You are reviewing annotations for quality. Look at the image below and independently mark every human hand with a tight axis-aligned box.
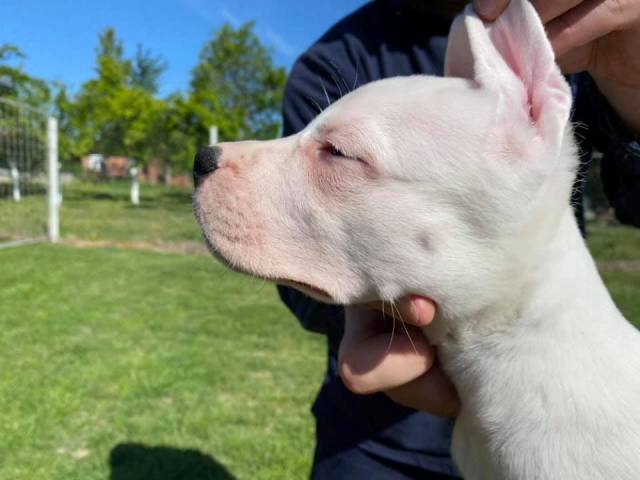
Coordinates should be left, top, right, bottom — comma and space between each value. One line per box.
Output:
473, 0, 640, 132
338, 296, 460, 418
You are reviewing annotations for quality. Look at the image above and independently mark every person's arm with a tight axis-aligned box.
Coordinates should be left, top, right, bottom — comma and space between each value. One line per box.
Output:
598, 111, 640, 228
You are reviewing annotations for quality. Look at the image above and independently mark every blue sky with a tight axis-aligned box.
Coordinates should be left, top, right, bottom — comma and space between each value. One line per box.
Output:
1, 0, 370, 97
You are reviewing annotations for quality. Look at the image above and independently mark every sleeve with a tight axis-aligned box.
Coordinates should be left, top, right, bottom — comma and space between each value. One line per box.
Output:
277, 42, 359, 334
573, 73, 640, 227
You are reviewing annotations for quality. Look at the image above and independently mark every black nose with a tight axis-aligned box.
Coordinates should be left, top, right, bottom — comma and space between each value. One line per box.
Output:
193, 145, 221, 187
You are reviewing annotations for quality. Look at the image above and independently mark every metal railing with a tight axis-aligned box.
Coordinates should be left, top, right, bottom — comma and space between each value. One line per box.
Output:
0, 97, 58, 248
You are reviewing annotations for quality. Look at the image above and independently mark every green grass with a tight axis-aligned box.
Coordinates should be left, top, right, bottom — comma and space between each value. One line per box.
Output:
587, 224, 640, 262
0, 244, 324, 480
586, 225, 640, 326
600, 271, 640, 325
0, 181, 638, 479
0, 180, 200, 244
60, 181, 201, 244
0, 191, 48, 241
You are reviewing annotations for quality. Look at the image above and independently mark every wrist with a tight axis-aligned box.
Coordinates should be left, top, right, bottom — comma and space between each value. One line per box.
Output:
592, 74, 640, 135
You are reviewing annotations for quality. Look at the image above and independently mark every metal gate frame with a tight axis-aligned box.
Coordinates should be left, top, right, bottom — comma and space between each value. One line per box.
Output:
0, 97, 58, 249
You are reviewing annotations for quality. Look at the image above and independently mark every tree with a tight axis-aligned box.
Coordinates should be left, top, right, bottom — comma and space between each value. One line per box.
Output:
142, 22, 288, 177
52, 82, 79, 167
148, 94, 200, 175
52, 22, 288, 177
0, 44, 51, 173
0, 43, 50, 108
93, 28, 131, 90
189, 22, 287, 145
66, 28, 164, 164
131, 45, 167, 94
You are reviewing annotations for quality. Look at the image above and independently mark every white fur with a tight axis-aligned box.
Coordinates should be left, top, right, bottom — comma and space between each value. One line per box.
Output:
194, 1, 640, 478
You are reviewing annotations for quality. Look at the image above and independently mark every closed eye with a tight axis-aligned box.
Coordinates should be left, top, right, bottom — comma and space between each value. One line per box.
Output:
322, 142, 364, 164
329, 143, 347, 157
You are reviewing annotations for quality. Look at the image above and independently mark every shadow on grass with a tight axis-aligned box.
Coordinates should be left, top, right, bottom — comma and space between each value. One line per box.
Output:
158, 190, 194, 202
109, 442, 236, 480
65, 190, 129, 202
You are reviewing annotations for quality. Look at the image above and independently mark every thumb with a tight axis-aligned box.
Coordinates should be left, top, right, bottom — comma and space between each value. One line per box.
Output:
339, 307, 435, 395
473, 0, 510, 21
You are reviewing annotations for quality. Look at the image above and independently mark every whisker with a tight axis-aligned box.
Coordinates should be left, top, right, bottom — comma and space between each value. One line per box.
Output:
317, 75, 331, 108
391, 301, 419, 354
307, 96, 324, 115
383, 300, 396, 353
329, 70, 343, 99
352, 63, 359, 91
328, 60, 349, 98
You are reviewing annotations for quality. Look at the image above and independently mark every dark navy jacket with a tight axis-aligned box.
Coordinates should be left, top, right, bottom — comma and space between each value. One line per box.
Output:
279, 0, 640, 477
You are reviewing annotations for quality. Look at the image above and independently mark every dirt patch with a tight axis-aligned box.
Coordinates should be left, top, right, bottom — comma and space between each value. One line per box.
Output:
62, 238, 209, 256
597, 260, 640, 273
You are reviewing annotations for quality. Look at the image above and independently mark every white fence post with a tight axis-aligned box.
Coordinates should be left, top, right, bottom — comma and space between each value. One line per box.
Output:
58, 161, 63, 205
47, 117, 60, 242
130, 165, 140, 205
10, 165, 20, 202
209, 125, 218, 145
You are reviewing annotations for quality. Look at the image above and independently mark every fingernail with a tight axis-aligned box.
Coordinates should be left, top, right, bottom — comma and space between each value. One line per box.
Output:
409, 296, 435, 326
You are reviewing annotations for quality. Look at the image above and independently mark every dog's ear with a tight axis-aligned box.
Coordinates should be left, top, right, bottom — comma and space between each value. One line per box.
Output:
445, 0, 571, 155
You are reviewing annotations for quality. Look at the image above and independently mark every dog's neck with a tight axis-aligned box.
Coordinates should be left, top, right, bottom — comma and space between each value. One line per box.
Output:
426, 206, 620, 352
426, 205, 628, 404
426, 206, 640, 479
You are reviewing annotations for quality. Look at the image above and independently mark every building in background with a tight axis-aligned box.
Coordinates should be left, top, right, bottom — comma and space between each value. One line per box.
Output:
80, 154, 190, 187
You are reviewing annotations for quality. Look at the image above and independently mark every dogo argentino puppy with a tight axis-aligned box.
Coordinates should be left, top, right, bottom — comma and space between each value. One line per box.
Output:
193, 1, 640, 478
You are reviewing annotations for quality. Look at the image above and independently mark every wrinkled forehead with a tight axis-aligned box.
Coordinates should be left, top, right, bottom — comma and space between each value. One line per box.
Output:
315, 75, 492, 134
307, 75, 497, 173
343, 75, 477, 107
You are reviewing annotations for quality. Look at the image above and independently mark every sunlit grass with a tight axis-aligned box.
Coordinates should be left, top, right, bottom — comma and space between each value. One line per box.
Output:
60, 180, 202, 244
0, 181, 638, 479
0, 244, 324, 480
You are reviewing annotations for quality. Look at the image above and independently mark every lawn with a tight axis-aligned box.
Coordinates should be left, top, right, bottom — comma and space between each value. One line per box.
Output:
0, 181, 638, 479
0, 190, 48, 242
586, 223, 640, 262
0, 244, 325, 480
0, 180, 200, 245
59, 181, 202, 244
588, 225, 640, 323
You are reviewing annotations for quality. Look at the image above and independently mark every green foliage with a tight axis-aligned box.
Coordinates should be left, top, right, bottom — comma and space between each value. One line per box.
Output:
52, 83, 79, 166
148, 93, 203, 173
0, 43, 50, 108
0, 45, 50, 173
131, 45, 167, 94
96, 28, 126, 63
190, 22, 287, 143
145, 21, 287, 173
58, 28, 165, 165
5, 22, 287, 174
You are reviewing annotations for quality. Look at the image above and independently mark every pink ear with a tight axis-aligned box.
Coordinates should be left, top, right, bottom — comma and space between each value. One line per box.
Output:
445, 0, 571, 154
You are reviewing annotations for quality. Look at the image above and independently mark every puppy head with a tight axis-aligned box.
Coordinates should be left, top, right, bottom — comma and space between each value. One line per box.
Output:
194, 0, 575, 324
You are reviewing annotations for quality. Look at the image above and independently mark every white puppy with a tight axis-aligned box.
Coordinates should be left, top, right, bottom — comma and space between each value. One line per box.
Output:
193, 1, 640, 478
